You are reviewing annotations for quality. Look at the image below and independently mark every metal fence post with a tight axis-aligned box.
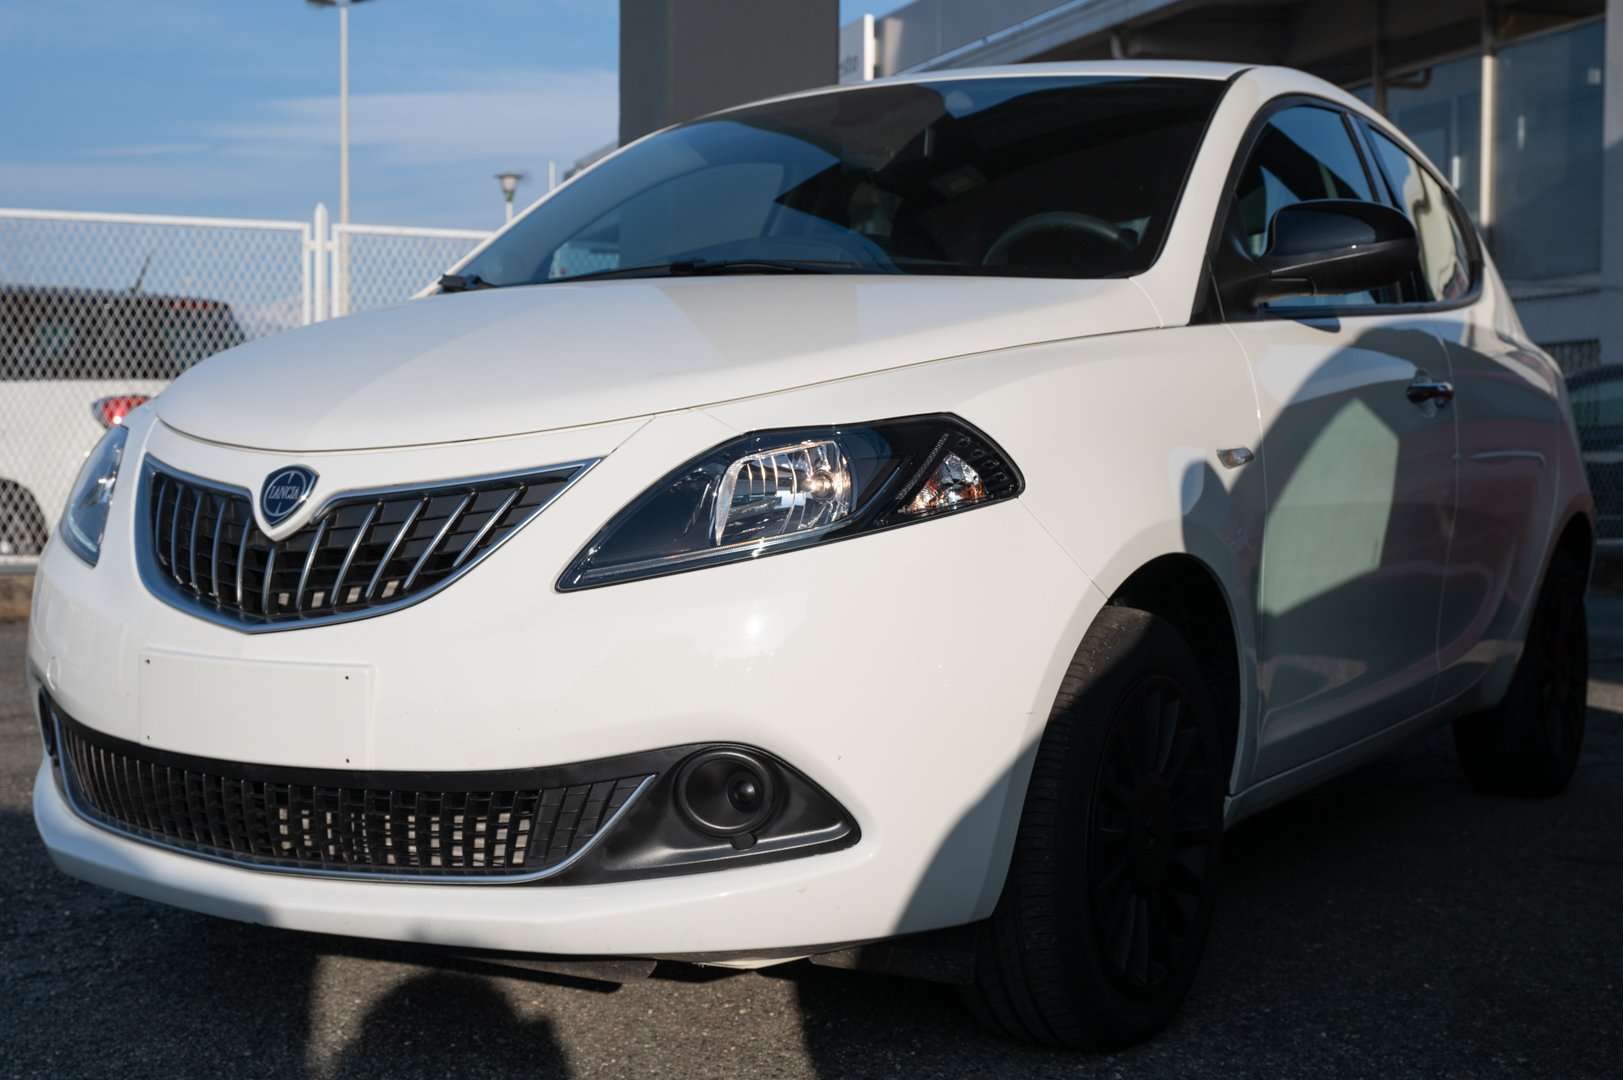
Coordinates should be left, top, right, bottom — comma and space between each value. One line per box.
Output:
312, 202, 330, 323
336, 225, 350, 318
300, 222, 314, 326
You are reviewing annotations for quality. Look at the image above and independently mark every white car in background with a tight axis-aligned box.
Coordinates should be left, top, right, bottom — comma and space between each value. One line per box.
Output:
29, 62, 1591, 1049
0, 285, 243, 555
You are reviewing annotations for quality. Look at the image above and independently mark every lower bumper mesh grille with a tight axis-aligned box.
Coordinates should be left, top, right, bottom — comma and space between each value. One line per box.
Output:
52, 705, 650, 881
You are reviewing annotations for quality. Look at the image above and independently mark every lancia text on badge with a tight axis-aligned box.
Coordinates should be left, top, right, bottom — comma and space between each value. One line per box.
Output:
259, 466, 317, 526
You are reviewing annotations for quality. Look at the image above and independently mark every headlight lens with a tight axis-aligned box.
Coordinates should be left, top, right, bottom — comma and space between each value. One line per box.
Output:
60, 424, 129, 566
559, 414, 1021, 590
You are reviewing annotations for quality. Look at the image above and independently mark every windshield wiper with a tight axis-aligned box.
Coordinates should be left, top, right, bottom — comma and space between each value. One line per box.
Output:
437, 273, 496, 293
555, 258, 870, 283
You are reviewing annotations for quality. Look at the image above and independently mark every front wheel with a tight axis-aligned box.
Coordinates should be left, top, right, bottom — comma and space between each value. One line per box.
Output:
967, 606, 1226, 1049
1453, 547, 1588, 797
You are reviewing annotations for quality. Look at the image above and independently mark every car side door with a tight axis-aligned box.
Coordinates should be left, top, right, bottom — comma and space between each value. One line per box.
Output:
1352, 117, 1564, 706
1214, 102, 1458, 780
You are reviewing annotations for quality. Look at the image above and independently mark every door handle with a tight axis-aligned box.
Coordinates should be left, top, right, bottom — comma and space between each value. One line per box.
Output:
1406, 378, 1455, 408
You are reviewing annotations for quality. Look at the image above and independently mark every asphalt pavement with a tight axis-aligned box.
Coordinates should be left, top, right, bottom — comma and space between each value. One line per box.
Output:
3, 616, 1620, 1079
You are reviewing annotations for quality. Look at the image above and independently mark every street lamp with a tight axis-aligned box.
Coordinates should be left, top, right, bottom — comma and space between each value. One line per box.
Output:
496, 171, 527, 223
307, 0, 374, 226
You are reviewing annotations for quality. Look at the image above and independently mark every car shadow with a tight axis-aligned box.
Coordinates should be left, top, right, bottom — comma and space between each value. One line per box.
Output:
790, 692, 1623, 1076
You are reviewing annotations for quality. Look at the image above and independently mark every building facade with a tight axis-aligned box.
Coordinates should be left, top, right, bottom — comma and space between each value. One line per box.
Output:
840, 0, 1623, 372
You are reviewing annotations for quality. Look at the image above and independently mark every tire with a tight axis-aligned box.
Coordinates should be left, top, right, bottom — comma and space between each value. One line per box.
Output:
0, 481, 48, 558
1453, 547, 1588, 797
967, 606, 1226, 1050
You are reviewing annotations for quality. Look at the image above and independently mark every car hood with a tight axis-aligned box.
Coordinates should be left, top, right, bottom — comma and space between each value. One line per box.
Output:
155, 275, 1160, 451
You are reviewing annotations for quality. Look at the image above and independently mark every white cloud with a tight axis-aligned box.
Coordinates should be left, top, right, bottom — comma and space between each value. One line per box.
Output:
216, 68, 617, 169
89, 144, 211, 159
0, 66, 617, 228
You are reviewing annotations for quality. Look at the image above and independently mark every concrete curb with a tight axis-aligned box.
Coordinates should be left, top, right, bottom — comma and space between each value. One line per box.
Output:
0, 574, 32, 623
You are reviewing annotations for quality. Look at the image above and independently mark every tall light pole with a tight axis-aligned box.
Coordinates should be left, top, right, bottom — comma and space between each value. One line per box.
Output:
308, 0, 373, 225
496, 171, 527, 223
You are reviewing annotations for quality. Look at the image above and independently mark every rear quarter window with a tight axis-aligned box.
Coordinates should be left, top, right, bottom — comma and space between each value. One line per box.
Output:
1364, 126, 1474, 302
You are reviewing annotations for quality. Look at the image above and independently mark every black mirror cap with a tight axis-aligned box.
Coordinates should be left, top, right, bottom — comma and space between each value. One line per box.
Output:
1233, 199, 1420, 310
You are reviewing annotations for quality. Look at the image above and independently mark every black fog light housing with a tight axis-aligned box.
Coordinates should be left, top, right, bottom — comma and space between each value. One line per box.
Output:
676, 749, 779, 845
560, 743, 858, 883
37, 690, 57, 759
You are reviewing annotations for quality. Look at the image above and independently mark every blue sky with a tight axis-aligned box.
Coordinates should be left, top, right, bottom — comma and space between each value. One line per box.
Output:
0, 2, 910, 229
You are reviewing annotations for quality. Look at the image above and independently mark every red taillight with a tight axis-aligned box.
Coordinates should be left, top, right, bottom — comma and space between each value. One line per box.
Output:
93, 395, 150, 429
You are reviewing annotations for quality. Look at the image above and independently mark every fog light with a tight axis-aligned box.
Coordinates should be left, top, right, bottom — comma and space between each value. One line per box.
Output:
676, 748, 778, 839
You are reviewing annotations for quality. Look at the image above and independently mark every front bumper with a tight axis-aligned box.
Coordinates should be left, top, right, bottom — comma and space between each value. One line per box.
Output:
34, 759, 867, 959
29, 409, 1102, 956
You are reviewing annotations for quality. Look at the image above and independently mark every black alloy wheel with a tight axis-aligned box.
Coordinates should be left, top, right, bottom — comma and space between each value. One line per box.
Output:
1088, 674, 1222, 996
969, 606, 1227, 1049
1454, 545, 1588, 797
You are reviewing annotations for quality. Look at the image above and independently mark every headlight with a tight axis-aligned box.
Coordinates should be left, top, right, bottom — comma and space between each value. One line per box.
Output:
559, 414, 1021, 590
60, 424, 128, 566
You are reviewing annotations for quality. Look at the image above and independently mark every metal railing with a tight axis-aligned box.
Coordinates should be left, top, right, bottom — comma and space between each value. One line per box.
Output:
0, 205, 490, 568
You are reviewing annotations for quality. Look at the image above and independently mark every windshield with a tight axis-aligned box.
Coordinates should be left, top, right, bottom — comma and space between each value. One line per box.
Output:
458, 76, 1224, 286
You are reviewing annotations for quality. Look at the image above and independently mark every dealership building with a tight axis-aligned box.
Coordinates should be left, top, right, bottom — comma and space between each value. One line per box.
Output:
843, 0, 1622, 371
624, 0, 1621, 373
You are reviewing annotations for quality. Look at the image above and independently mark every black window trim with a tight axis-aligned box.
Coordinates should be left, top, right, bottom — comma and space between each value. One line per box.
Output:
1201, 92, 1485, 325
1350, 112, 1484, 302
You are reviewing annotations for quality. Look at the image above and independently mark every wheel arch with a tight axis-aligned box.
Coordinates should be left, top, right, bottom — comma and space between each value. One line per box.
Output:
1551, 509, 1595, 580
1106, 553, 1246, 793
0, 478, 49, 556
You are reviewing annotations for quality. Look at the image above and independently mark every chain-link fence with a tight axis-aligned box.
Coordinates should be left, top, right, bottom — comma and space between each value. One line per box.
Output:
0, 206, 490, 569
335, 224, 491, 316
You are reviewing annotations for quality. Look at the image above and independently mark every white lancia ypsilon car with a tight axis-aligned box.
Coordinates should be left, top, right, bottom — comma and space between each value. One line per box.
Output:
29, 63, 1592, 1048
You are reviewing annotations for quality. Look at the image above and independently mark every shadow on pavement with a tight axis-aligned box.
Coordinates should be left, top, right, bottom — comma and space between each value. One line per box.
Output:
792, 701, 1623, 1078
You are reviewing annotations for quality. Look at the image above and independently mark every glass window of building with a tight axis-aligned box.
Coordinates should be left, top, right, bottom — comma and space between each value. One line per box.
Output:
1491, 21, 1606, 281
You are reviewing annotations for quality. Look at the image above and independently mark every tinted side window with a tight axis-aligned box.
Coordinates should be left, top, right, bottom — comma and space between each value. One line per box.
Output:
1225, 105, 1385, 309
1365, 127, 1473, 302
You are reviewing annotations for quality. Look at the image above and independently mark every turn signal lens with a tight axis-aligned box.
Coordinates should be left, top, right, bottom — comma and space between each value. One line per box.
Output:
902, 452, 987, 516
558, 414, 1021, 590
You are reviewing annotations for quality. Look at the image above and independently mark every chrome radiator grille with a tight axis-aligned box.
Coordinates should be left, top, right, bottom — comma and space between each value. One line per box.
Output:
138, 457, 590, 629
52, 705, 651, 881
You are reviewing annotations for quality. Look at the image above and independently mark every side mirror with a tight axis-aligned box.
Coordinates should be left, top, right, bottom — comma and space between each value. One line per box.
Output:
1230, 199, 1419, 310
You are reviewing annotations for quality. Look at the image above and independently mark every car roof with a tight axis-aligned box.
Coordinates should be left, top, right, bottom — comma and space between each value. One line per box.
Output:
867, 60, 1252, 84
698, 60, 1369, 124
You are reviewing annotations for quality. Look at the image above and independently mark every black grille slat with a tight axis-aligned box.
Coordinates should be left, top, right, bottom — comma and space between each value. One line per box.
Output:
54, 711, 649, 879
450, 487, 522, 569
143, 463, 582, 627
186, 493, 204, 589
209, 496, 227, 600
295, 517, 329, 612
